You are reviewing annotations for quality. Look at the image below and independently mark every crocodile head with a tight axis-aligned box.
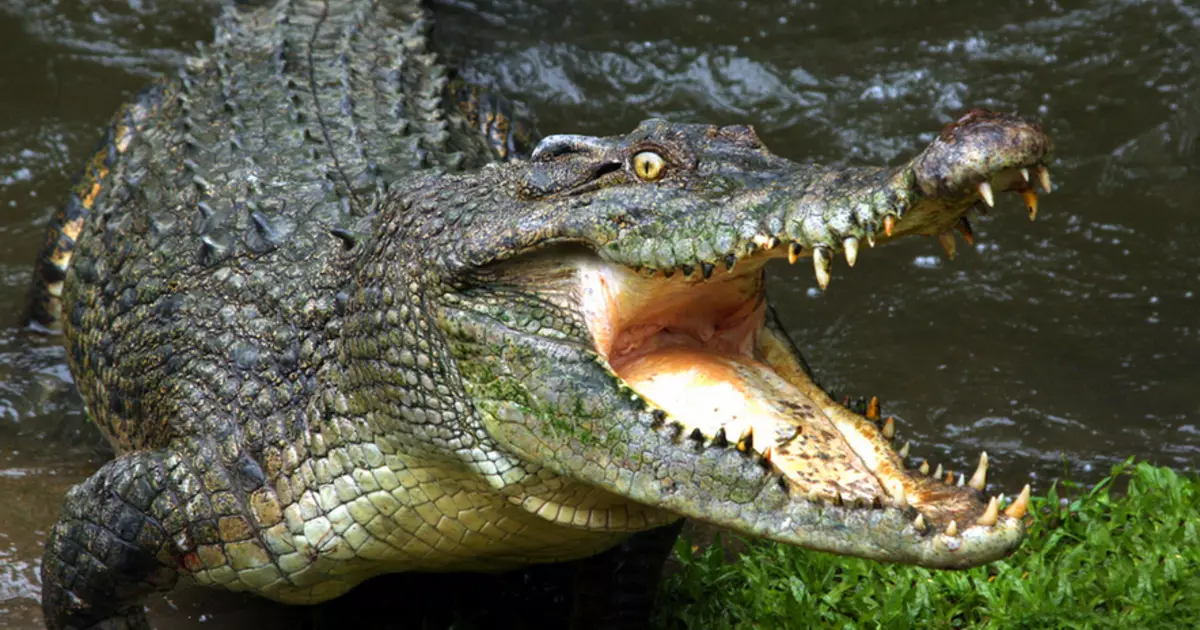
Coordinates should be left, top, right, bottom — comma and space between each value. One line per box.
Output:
388, 109, 1052, 568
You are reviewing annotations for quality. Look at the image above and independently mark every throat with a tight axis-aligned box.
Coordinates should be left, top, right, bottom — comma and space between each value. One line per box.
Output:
577, 259, 769, 372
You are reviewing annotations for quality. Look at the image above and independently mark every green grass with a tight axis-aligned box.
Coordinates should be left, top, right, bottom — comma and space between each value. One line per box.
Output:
655, 460, 1200, 629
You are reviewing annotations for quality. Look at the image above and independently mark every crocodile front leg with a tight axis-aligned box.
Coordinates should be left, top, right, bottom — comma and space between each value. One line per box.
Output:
42, 441, 293, 629
41, 451, 182, 630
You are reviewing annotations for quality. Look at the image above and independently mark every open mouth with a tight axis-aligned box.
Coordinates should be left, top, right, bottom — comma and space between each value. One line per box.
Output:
576, 208, 1038, 539
460, 109, 1052, 563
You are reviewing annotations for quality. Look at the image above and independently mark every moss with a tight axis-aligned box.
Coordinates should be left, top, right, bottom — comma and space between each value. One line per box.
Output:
656, 460, 1200, 629
462, 362, 600, 448
459, 361, 534, 410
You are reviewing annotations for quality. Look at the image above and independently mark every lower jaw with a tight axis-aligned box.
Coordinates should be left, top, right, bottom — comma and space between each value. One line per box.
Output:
576, 255, 999, 529
614, 326, 908, 507
576, 256, 903, 505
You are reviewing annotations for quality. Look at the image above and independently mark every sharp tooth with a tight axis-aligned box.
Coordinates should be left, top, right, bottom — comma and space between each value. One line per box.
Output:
882, 416, 895, 440
712, 427, 729, 448
813, 246, 832, 290
944, 470, 955, 485
768, 236, 781, 250
888, 480, 907, 508
977, 496, 1000, 526
1019, 167, 1030, 182
912, 513, 927, 532
898, 441, 911, 459
944, 520, 958, 537
933, 464, 943, 479
955, 217, 976, 245
866, 396, 881, 421
968, 452, 988, 491
736, 427, 754, 453
832, 491, 843, 506
883, 214, 896, 237
761, 446, 774, 467
937, 231, 957, 260
843, 236, 859, 267
918, 460, 930, 476
1036, 165, 1052, 193
788, 241, 802, 265
1021, 188, 1039, 221
866, 231, 876, 248
1004, 484, 1032, 519
978, 181, 995, 208
957, 473, 966, 487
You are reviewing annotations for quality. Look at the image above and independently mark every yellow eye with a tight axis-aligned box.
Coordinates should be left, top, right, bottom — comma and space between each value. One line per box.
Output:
633, 151, 666, 181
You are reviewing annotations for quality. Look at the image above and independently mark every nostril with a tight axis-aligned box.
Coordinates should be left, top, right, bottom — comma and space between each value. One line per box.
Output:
955, 108, 995, 125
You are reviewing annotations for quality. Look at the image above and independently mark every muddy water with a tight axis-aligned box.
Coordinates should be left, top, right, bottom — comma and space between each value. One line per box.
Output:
0, 0, 1197, 626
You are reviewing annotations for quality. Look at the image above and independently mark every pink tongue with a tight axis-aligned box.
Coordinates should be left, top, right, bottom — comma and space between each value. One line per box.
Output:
617, 347, 886, 501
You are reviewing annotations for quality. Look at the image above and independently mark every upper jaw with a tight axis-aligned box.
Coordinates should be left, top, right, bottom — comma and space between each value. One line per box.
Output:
593, 109, 1052, 291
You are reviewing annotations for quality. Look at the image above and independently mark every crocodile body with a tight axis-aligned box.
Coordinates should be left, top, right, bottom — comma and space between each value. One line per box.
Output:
34, 1, 1054, 628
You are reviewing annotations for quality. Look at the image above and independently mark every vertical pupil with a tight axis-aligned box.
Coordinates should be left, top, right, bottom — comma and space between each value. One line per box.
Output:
637, 155, 657, 179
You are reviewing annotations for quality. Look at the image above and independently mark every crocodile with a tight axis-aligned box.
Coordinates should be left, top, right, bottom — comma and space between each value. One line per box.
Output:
29, 0, 1054, 628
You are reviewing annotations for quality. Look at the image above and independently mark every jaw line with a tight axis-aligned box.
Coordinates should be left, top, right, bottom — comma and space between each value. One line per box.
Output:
570, 253, 1017, 535
575, 256, 915, 510
455, 251, 1027, 567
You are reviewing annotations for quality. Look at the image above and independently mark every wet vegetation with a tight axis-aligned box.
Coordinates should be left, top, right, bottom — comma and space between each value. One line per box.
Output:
657, 460, 1199, 629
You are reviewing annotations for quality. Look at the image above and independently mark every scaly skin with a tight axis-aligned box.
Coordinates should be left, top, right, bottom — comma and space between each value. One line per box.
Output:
34, 1, 1054, 629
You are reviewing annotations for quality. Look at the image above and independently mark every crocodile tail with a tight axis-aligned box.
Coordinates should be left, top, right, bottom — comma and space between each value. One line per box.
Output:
27, 187, 91, 332
448, 78, 543, 162
27, 83, 167, 332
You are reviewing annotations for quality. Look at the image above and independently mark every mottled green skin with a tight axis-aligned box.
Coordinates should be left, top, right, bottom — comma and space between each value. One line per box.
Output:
36, 0, 1054, 628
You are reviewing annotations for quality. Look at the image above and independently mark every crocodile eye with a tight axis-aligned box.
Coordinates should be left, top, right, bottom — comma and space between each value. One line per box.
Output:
633, 151, 665, 182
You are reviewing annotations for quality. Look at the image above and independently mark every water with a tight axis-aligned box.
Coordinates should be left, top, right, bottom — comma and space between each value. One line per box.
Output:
1, 0, 1197, 625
